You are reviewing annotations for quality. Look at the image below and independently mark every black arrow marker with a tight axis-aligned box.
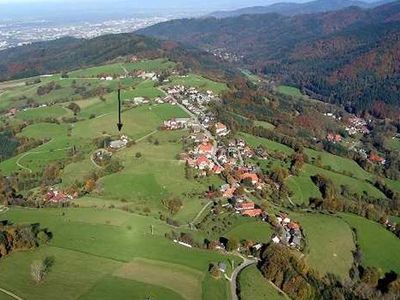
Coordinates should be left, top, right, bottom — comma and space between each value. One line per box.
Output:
117, 89, 123, 131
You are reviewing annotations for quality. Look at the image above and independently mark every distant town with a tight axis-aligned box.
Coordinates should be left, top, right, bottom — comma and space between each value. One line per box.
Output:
0, 16, 169, 50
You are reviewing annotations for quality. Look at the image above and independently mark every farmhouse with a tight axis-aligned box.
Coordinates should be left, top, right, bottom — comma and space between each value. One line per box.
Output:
163, 118, 189, 130
110, 135, 129, 149
45, 189, 74, 203
242, 209, 263, 217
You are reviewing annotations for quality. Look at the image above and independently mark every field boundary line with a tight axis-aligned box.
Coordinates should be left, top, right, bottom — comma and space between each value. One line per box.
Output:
0, 287, 24, 300
16, 145, 71, 173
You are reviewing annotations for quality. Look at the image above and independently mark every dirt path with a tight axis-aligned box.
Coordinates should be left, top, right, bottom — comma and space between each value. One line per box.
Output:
0, 288, 24, 300
190, 201, 212, 225
135, 130, 158, 143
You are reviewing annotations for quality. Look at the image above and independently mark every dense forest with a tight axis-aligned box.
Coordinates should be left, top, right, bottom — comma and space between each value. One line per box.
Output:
140, 2, 400, 113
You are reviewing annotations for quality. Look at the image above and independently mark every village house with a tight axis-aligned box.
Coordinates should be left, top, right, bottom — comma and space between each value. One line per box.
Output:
196, 142, 214, 155
45, 189, 74, 203
110, 135, 129, 150
195, 155, 214, 170
369, 153, 386, 165
215, 122, 230, 137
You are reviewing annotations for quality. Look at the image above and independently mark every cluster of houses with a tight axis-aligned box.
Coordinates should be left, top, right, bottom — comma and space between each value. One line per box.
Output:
166, 85, 216, 117
345, 116, 370, 136
234, 201, 263, 217
326, 133, 342, 143
45, 188, 76, 203
272, 213, 302, 249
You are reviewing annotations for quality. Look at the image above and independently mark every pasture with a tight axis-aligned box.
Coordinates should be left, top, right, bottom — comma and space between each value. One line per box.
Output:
225, 221, 274, 243
305, 148, 372, 180
287, 173, 321, 205
277, 85, 303, 98
292, 213, 355, 279
0, 207, 240, 300
341, 214, 400, 273
238, 132, 294, 155
303, 164, 385, 199
15, 106, 70, 121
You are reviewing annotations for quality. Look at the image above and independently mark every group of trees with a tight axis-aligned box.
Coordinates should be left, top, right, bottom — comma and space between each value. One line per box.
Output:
0, 221, 51, 259
260, 243, 400, 300
36, 81, 61, 96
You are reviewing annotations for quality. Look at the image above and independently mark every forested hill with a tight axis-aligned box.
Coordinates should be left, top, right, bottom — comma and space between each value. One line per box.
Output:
208, 0, 388, 18
0, 33, 236, 82
139, 2, 400, 113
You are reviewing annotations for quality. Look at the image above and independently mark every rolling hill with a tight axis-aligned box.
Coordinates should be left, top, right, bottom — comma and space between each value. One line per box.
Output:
0, 33, 236, 83
140, 2, 400, 113
208, 0, 390, 18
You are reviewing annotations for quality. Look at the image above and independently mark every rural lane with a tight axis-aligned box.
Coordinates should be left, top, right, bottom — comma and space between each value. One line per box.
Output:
228, 255, 258, 300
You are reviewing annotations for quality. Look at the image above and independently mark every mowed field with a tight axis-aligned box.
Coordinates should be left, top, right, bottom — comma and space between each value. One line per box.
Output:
0, 207, 240, 300
225, 221, 274, 243
292, 213, 355, 279
341, 214, 400, 273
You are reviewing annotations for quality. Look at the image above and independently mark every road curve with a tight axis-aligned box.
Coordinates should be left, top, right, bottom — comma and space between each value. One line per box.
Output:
229, 257, 257, 300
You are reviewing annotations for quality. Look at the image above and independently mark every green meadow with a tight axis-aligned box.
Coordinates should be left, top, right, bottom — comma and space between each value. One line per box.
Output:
287, 173, 321, 205
1, 207, 239, 300
292, 213, 355, 279
277, 85, 303, 98
341, 214, 400, 273
225, 221, 274, 243
238, 132, 294, 155
68, 59, 175, 78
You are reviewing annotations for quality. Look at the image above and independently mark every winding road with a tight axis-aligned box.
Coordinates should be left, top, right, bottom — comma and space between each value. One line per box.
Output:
226, 255, 258, 300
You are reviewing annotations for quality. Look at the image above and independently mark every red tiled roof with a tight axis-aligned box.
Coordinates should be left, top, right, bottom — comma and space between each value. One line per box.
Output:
198, 143, 214, 153
242, 209, 262, 217
240, 202, 255, 210
240, 173, 259, 183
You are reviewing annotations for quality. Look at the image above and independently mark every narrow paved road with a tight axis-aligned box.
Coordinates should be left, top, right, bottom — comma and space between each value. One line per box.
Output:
228, 256, 258, 300
0, 287, 24, 300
